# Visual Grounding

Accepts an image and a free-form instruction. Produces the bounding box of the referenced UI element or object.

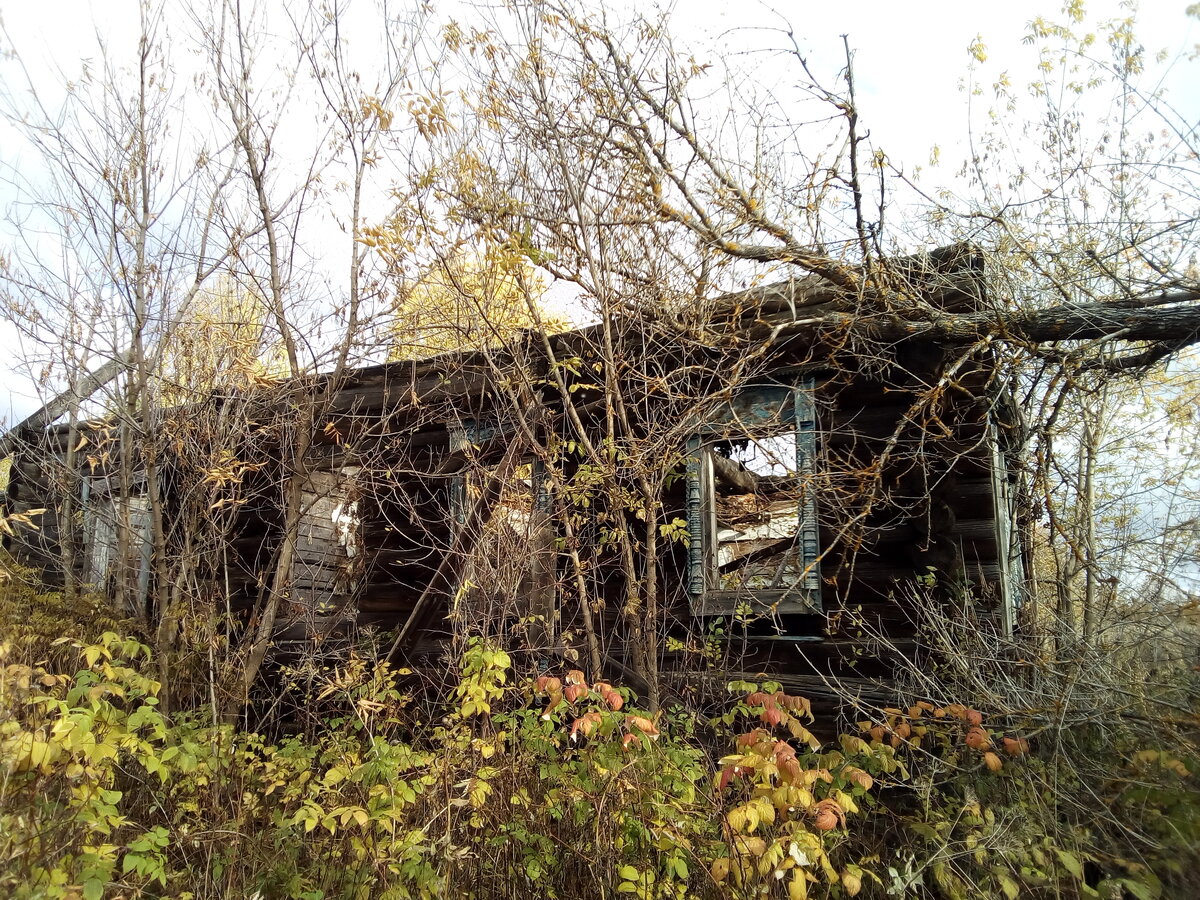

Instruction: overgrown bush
[0,552,136,668]
[839,583,1200,900]
[0,624,881,899]
[3,564,1197,899]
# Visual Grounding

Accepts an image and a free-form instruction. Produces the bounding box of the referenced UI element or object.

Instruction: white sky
[689,1,1198,161]
[0,0,1197,428]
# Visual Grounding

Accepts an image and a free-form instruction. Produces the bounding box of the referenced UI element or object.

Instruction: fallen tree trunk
[754,288,1200,365]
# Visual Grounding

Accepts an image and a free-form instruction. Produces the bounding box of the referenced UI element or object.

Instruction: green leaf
[1121,878,1162,900]
[618,865,639,881]
[1054,849,1084,880]
[997,873,1021,900]
[324,765,348,786]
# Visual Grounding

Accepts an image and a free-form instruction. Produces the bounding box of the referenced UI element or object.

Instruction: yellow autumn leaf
[727,806,747,833]
[789,869,808,900]
[710,857,730,882]
[842,868,863,897]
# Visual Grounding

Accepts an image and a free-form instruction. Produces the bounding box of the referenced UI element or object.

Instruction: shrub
[3,564,1195,899]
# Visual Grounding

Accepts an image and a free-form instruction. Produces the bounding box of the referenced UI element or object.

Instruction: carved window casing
[687,378,820,616]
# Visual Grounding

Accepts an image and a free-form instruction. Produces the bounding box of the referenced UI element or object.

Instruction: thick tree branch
[753,290,1200,353]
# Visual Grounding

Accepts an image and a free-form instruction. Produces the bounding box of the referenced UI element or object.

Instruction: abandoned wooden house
[2,243,1027,707]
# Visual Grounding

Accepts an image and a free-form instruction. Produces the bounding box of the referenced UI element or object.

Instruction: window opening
[449,420,554,637]
[687,379,820,616]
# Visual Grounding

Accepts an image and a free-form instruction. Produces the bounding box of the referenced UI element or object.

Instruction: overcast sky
[1,0,1196,429]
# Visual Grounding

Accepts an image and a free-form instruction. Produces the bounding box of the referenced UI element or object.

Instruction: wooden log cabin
[3,243,1028,709]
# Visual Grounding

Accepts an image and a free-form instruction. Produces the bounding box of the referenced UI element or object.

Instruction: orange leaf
[738,728,769,748]
[813,806,839,831]
[570,711,603,741]
[628,715,659,738]
[779,757,801,784]
[965,726,990,750]
[564,683,587,704]
[848,769,874,791]
[1002,737,1029,756]
[761,705,784,728]
[540,691,563,720]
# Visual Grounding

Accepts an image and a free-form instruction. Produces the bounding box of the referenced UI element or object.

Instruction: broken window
[687,379,820,616]
[293,467,363,616]
[81,480,152,615]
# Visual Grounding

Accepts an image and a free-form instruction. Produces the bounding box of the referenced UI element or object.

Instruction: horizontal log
[762,288,1200,354]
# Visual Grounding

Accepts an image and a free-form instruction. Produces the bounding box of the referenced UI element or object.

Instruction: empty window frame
[449,420,555,629]
[686,378,820,616]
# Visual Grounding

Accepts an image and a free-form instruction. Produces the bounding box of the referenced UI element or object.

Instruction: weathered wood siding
[3,244,1022,705]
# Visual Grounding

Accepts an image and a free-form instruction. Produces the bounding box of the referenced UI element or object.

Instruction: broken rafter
[0,350,133,461]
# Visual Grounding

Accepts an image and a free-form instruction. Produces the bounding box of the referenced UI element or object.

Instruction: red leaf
[718,765,736,791]
[965,726,990,750]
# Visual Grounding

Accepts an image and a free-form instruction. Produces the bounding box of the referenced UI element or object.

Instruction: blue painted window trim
[686,377,821,616]
[449,417,548,526]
